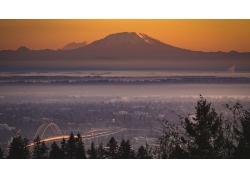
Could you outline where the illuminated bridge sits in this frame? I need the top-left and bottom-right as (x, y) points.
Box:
(28, 122), (149, 147)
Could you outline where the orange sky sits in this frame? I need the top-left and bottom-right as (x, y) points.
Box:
(1, 19), (250, 52)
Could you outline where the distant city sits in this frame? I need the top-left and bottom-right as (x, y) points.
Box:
(0, 75), (250, 84)
(1, 96), (250, 150)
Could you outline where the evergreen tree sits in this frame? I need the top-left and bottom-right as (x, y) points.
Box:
(106, 137), (118, 159)
(184, 95), (225, 158)
(40, 141), (49, 158)
(32, 135), (41, 159)
(118, 139), (134, 159)
(59, 138), (67, 159)
(65, 132), (77, 159)
(97, 143), (106, 159)
(0, 147), (4, 159)
(7, 135), (30, 159)
(154, 95), (227, 159)
(87, 142), (97, 159)
(127, 140), (136, 159)
(118, 139), (126, 158)
(137, 146), (148, 159)
(130, 149), (136, 159)
(49, 141), (60, 159)
(32, 135), (48, 159)
(75, 133), (86, 159)
(225, 102), (250, 158)
(137, 143), (153, 159)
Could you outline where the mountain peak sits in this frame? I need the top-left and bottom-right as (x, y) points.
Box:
(16, 46), (30, 52)
(92, 32), (164, 46)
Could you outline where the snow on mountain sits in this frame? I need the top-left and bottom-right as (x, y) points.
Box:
(61, 41), (90, 50)
(89, 32), (164, 46)
(136, 32), (162, 45)
(75, 31), (193, 59)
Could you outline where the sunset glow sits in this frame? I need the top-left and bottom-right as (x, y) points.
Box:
(1, 19), (250, 52)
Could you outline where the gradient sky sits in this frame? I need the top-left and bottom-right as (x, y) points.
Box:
(1, 19), (250, 52)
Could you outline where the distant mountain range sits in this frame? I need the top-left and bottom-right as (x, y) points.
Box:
(0, 32), (250, 71)
(61, 41), (91, 50)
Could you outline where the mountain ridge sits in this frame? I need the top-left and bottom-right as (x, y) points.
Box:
(3, 32), (247, 54)
(61, 41), (91, 50)
(0, 32), (250, 71)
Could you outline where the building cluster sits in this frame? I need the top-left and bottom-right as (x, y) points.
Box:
(0, 98), (250, 150)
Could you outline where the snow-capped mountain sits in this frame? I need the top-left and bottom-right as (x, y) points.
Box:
(89, 32), (162, 46)
(0, 32), (249, 71)
(73, 32), (194, 58)
(61, 41), (90, 50)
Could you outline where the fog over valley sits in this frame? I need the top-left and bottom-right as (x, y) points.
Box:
(0, 83), (250, 102)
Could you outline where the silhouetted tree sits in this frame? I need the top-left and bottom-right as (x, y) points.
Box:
(169, 145), (190, 159)
(32, 135), (42, 159)
(32, 135), (49, 159)
(154, 95), (228, 159)
(0, 147), (4, 159)
(97, 143), (106, 159)
(75, 133), (86, 159)
(137, 146), (148, 159)
(137, 143), (153, 159)
(153, 119), (186, 159)
(7, 135), (30, 159)
(59, 138), (67, 159)
(106, 137), (118, 159)
(87, 142), (97, 159)
(49, 141), (60, 159)
(40, 141), (49, 158)
(225, 102), (250, 158)
(66, 132), (77, 158)
(184, 95), (225, 158)
(118, 139), (134, 159)
(130, 149), (136, 159)
(118, 139), (126, 158)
